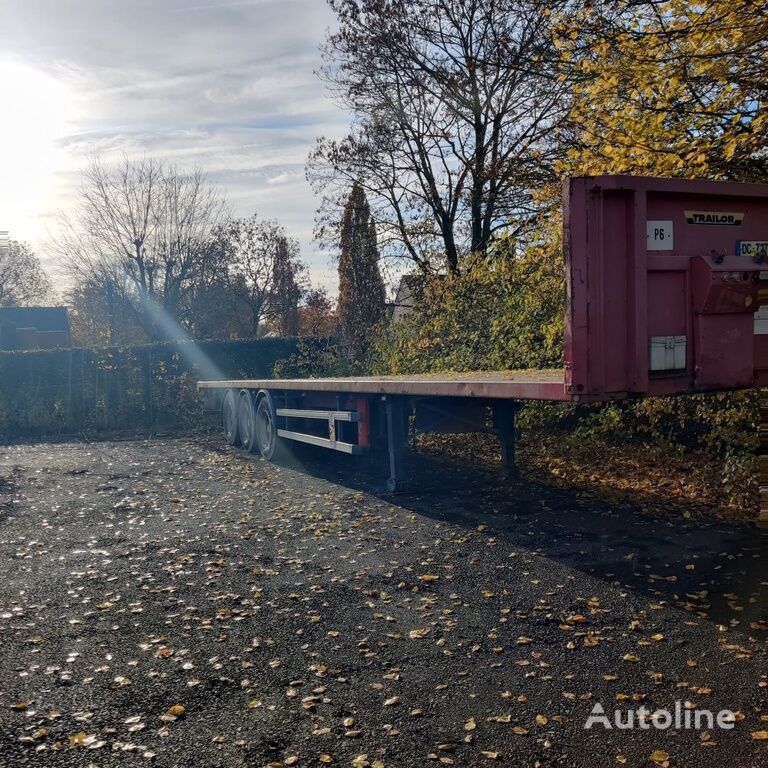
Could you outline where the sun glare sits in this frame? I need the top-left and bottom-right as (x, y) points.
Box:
(0, 61), (72, 238)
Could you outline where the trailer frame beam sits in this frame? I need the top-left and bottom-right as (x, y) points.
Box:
(276, 428), (362, 454)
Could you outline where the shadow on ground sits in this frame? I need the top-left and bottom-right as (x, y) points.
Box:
(238, 438), (768, 639)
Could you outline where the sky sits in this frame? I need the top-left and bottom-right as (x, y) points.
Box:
(0, 0), (349, 293)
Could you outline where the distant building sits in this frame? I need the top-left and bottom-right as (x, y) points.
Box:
(390, 274), (420, 323)
(0, 307), (71, 350)
(391, 273), (445, 323)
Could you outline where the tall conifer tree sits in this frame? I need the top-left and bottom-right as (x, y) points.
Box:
(338, 182), (386, 357)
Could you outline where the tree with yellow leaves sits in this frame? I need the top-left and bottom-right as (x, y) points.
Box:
(557, 0), (768, 181)
(548, 1), (765, 512)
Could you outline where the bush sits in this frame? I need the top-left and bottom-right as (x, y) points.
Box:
(273, 337), (365, 379)
(372, 236), (564, 375)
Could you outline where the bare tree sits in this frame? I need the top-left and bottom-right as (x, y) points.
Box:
(205, 215), (307, 338)
(308, 0), (570, 275)
(53, 155), (225, 341)
(0, 240), (53, 307)
(211, 215), (281, 337)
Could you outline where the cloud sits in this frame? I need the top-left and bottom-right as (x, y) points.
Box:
(0, 0), (348, 294)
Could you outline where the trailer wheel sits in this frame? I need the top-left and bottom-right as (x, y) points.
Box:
(238, 390), (259, 453)
(222, 390), (239, 446)
(255, 390), (281, 460)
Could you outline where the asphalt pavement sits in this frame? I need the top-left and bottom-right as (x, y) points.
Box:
(0, 437), (766, 768)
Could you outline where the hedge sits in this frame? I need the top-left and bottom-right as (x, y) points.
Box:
(0, 337), (306, 439)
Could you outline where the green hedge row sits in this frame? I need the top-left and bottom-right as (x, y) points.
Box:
(0, 337), (305, 439)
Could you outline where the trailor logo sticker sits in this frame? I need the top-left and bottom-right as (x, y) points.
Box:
(684, 210), (745, 225)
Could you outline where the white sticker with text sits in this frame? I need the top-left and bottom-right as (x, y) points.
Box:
(647, 220), (674, 251)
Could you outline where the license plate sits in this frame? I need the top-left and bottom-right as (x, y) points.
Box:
(736, 240), (768, 258)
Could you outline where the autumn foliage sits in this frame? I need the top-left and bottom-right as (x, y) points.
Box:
(558, 1), (768, 182)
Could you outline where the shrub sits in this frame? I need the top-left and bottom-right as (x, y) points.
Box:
(373, 235), (564, 375)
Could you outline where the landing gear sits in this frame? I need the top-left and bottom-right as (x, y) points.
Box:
(759, 391), (768, 525)
(492, 401), (519, 477)
(385, 397), (409, 493)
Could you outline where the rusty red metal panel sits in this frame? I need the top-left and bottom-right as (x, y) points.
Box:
(352, 395), (370, 448)
(565, 175), (768, 400)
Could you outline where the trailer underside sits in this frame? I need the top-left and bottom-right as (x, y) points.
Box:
(197, 373), (550, 491)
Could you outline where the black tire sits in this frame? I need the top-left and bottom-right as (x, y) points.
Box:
(222, 390), (239, 446)
(255, 390), (281, 460)
(238, 390), (259, 453)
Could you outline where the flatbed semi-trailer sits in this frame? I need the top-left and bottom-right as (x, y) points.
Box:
(198, 175), (768, 497)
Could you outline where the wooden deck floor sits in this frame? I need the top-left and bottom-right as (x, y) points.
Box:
(198, 369), (567, 400)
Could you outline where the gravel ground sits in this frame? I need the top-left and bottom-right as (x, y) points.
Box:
(0, 436), (766, 768)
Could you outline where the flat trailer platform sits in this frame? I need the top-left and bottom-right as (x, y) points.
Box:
(198, 370), (565, 400)
(199, 175), (768, 500)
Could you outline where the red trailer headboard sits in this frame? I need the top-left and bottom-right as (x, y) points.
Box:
(564, 175), (768, 401)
